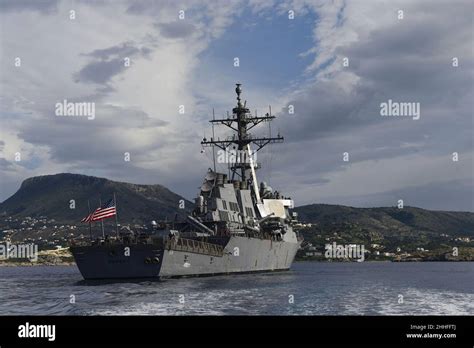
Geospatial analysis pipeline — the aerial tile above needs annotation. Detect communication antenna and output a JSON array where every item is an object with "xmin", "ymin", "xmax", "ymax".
[
  {"xmin": 212, "ymin": 108, "xmax": 216, "ymax": 172},
  {"xmin": 201, "ymin": 84, "xmax": 284, "ymax": 198}
]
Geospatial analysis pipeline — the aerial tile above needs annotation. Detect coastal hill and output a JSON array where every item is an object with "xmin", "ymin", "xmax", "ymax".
[
  {"xmin": 0, "ymin": 173, "xmax": 192, "ymax": 224},
  {"xmin": 295, "ymin": 203, "xmax": 474, "ymax": 237},
  {"xmin": 294, "ymin": 204, "xmax": 474, "ymax": 260}
]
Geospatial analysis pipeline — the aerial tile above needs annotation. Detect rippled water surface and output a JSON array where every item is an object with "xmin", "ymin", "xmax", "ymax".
[{"xmin": 0, "ymin": 262, "xmax": 472, "ymax": 315}]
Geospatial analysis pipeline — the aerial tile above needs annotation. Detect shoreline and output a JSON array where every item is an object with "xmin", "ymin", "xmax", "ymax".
[
  {"xmin": 0, "ymin": 261, "xmax": 75, "ymax": 267},
  {"xmin": 1, "ymin": 259, "xmax": 473, "ymax": 267}
]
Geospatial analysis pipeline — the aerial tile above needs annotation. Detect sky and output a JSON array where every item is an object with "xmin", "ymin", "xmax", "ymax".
[{"xmin": 0, "ymin": 0, "xmax": 472, "ymax": 211}]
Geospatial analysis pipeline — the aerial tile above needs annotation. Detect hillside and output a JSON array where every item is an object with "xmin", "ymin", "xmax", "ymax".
[
  {"xmin": 0, "ymin": 173, "xmax": 192, "ymax": 224},
  {"xmin": 294, "ymin": 204, "xmax": 474, "ymax": 260},
  {"xmin": 294, "ymin": 204, "xmax": 474, "ymax": 237}
]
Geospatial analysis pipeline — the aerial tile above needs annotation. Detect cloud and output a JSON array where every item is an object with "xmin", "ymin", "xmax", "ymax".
[
  {"xmin": 74, "ymin": 58, "xmax": 126, "ymax": 84},
  {"xmin": 253, "ymin": 0, "xmax": 473, "ymax": 211},
  {"xmin": 0, "ymin": 0, "xmax": 472, "ymax": 212},
  {"xmin": 315, "ymin": 179, "xmax": 474, "ymax": 212},
  {"xmin": 0, "ymin": 0, "xmax": 241, "ymax": 202},
  {"xmin": 156, "ymin": 21, "xmax": 196, "ymax": 39},
  {"xmin": 74, "ymin": 42, "xmax": 153, "ymax": 84},
  {"xmin": 0, "ymin": 158, "xmax": 13, "ymax": 171},
  {"xmin": 85, "ymin": 42, "xmax": 148, "ymax": 60},
  {"xmin": 0, "ymin": 0, "xmax": 58, "ymax": 13}
]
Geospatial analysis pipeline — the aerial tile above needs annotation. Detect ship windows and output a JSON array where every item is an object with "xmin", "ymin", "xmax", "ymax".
[
  {"xmin": 223, "ymin": 200, "xmax": 241, "ymax": 212},
  {"xmin": 219, "ymin": 210, "xmax": 230, "ymax": 221},
  {"xmin": 245, "ymin": 207, "xmax": 254, "ymax": 218},
  {"xmin": 229, "ymin": 202, "xmax": 239, "ymax": 212}
]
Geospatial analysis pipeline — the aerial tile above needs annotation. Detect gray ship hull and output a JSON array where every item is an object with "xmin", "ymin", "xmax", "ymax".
[{"xmin": 70, "ymin": 236, "xmax": 300, "ymax": 280}]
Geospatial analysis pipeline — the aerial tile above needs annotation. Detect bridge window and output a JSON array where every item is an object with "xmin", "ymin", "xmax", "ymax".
[
  {"xmin": 229, "ymin": 202, "xmax": 239, "ymax": 212},
  {"xmin": 245, "ymin": 207, "xmax": 254, "ymax": 218}
]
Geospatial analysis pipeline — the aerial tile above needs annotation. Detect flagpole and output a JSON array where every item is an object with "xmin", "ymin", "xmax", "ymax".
[
  {"xmin": 99, "ymin": 197, "xmax": 105, "ymax": 239},
  {"xmin": 87, "ymin": 199, "xmax": 92, "ymax": 241},
  {"xmin": 114, "ymin": 192, "xmax": 119, "ymax": 238}
]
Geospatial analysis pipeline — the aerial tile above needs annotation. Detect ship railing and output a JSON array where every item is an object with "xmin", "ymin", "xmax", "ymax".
[
  {"xmin": 165, "ymin": 237, "xmax": 224, "ymax": 257},
  {"xmin": 68, "ymin": 237, "xmax": 151, "ymax": 248},
  {"xmin": 68, "ymin": 239, "xmax": 98, "ymax": 247}
]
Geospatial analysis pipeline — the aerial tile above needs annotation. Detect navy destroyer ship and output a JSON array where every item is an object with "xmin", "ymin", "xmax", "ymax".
[{"xmin": 70, "ymin": 84, "xmax": 302, "ymax": 279}]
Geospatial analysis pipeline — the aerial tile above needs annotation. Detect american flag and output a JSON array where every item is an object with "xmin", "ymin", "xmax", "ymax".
[
  {"xmin": 81, "ymin": 213, "xmax": 93, "ymax": 223},
  {"xmin": 81, "ymin": 198, "xmax": 116, "ymax": 223}
]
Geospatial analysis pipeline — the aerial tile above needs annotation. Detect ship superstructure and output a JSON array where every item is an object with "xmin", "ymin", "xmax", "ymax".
[{"xmin": 70, "ymin": 84, "xmax": 302, "ymax": 279}]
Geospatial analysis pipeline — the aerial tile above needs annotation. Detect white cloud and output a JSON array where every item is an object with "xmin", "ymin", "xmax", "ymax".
[
  {"xmin": 0, "ymin": 0, "xmax": 243, "ymax": 199},
  {"xmin": 0, "ymin": 0, "xmax": 472, "ymax": 211}
]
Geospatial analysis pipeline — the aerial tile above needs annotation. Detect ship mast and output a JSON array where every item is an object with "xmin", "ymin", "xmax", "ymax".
[{"xmin": 201, "ymin": 84, "xmax": 283, "ymax": 196}]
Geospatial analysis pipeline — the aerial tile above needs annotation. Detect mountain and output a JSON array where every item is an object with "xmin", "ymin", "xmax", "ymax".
[
  {"xmin": 294, "ymin": 204, "xmax": 474, "ymax": 260},
  {"xmin": 0, "ymin": 173, "xmax": 192, "ymax": 224},
  {"xmin": 294, "ymin": 204, "xmax": 474, "ymax": 236}
]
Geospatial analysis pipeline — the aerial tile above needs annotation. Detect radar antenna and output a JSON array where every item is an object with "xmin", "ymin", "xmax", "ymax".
[{"xmin": 201, "ymin": 84, "xmax": 284, "ymax": 195}]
